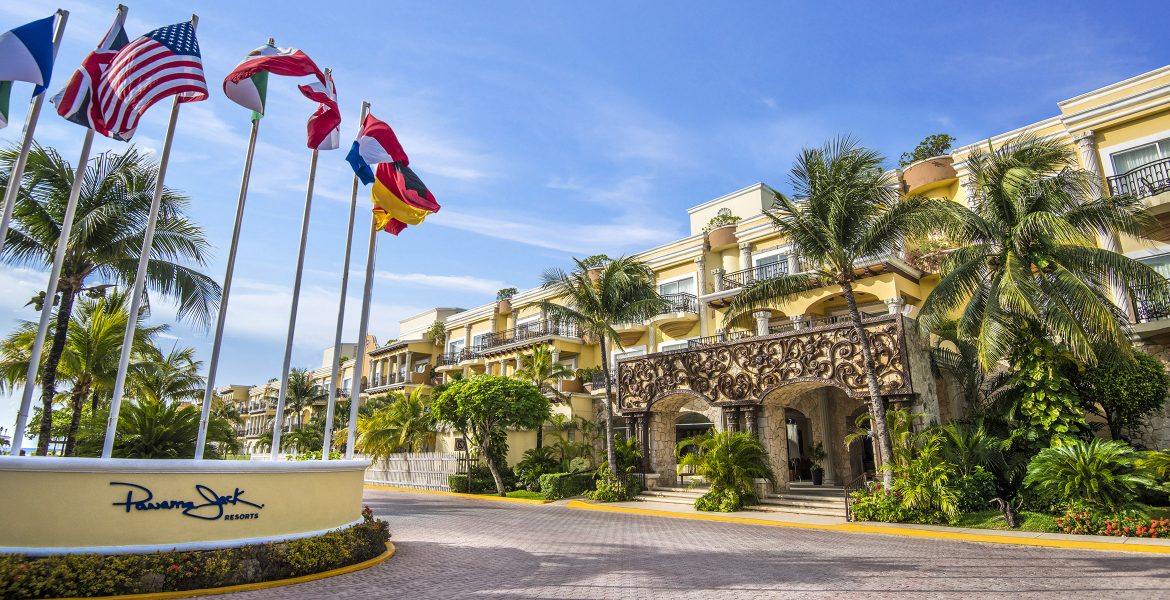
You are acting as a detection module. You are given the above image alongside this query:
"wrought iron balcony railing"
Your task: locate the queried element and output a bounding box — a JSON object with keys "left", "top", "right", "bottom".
{"left": 590, "top": 369, "right": 616, "bottom": 389}
{"left": 721, "top": 261, "right": 790, "bottom": 290}
{"left": 480, "top": 320, "right": 579, "bottom": 350}
{"left": 688, "top": 330, "right": 754, "bottom": 349}
{"left": 1107, "top": 157, "right": 1170, "bottom": 200}
{"left": 1133, "top": 283, "right": 1170, "bottom": 323}
{"left": 659, "top": 292, "right": 698, "bottom": 314}
{"left": 439, "top": 347, "right": 482, "bottom": 365}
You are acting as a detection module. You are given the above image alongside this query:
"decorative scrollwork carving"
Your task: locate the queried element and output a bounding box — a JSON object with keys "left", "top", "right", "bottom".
{"left": 616, "top": 315, "right": 913, "bottom": 412}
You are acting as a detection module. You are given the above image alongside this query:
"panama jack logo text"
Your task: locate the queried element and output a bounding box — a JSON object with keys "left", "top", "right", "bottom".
{"left": 110, "top": 481, "right": 265, "bottom": 521}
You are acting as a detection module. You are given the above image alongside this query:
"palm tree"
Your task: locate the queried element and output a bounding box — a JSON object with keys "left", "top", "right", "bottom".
{"left": 80, "top": 398, "right": 236, "bottom": 459}
{"left": 540, "top": 256, "right": 668, "bottom": 473}
{"left": 128, "top": 345, "right": 204, "bottom": 405}
{"left": 727, "top": 137, "right": 949, "bottom": 486}
{"left": 676, "top": 430, "right": 776, "bottom": 509}
{"left": 917, "top": 135, "right": 1167, "bottom": 369}
{"left": 356, "top": 388, "right": 437, "bottom": 458}
{"left": 281, "top": 417, "right": 325, "bottom": 454}
{"left": 0, "top": 290, "right": 164, "bottom": 455}
{"left": 514, "top": 344, "right": 574, "bottom": 448}
{"left": 283, "top": 368, "right": 327, "bottom": 430}
{"left": 0, "top": 145, "right": 221, "bottom": 455}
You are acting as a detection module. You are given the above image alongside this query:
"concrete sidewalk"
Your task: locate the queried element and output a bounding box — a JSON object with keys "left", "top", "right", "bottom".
{"left": 567, "top": 497, "right": 1170, "bottom": 554}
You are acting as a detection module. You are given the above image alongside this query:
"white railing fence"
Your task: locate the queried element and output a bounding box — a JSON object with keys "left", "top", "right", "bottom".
{"left": 363, "top": 452, "right": 461, "bottom": 491}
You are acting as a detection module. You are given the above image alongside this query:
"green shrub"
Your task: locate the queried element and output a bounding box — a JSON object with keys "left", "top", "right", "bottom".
{"left": 567, "top": 456, "right": 592, "bottom": 473}
{"left": 0, "top": 512, "right": 389, "bottom": 599}
{"left": 953, "top": 466, "right": 998, "bottom": 513}
{"left": 694, "top": 488, "right": 745, "bottom": 512}
{"left": 1024, "top": 439, "right": 1155, "bottom": 510}
{"left": 849, "top": 483, "right": 908, "bottom": 522}
{"left": 515, "top": 447, "right": 561, "bottom": 492}
{"left": 588, "top": 464, "right": 641, "bottom": 502}
{"left": 676, "top": 430, "right": 774, "bottom": 510}
{"left": 448, "top": 474, "right": 472, "bottom": 493}
{"left": 539, "top": 472, "right": 594, "bottom": 501}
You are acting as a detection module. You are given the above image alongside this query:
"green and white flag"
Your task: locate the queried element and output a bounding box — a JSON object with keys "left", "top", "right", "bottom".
{"left": 222, "top": 43, "right": 325, "bottom": 120}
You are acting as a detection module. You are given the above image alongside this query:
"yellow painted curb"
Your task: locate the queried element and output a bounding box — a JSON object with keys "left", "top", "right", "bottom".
{"left": 365, "top": 484, "right": 550, "bottom": 504}
{"left": 48, "top": 542, "right": 396, "bottom": 600}
{"left": 564, "top": 500, "right": 1170, "bottom": 555}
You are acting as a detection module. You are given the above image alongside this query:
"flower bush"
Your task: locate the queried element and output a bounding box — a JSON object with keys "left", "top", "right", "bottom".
{"left": 849, "top": 482, "right": 909, "bottom": 523}
{"left": 1102, "top": 516, "right": 1170, "bottom": 538}
{"left": 0, "top": 511, "right": 390, "bottom": 599}
{"left": 1053, "top": 502, "right": 1106, "bottom": 535}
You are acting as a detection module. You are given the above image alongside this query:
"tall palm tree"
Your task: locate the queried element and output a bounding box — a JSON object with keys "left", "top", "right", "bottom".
{"left": 356, "top": 388, "right": 437, "bottom": 458}
{"left": 0, "top": 290, "right": 164, "bottom": 455}
{"left": 727, "top": 137, "right": 949, "bottom": 486}
{"left": 515, "top": 344, "right": 574, "bottom": 448}
{"left": 128, "top": 345, "right": 204, "bottom": 405}
{"left": 540, "top": 256, "right": 668, "bottom": 472}
{"left": 0, "top": 145, "right": 221, "bottom": 455}
{"left": 78, "top": 398, "right": 236, "bottom": 459}
{"left": 918, "top": 135, "right": 1167, "bottom": 369}
{"left": 283, "top": 368, "right": 327, "bottom": 430}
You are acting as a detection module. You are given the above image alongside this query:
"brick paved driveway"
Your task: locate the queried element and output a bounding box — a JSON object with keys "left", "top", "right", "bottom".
{"left": 221, "top": 488, "right": 1170, "bottom": 599}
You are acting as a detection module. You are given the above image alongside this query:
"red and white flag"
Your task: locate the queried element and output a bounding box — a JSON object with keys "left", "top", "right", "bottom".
{"left": 299, "top": 71, "right": 340, "bottom": 150}
{"left": 51, "top": 11, "right": 129, "bottom": 131}
{"left": 94, "top": 20, "right": 207, "bottom": 141}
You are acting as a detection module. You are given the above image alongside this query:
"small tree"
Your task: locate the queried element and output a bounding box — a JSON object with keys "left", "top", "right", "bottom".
{"left": 898, "top": 133, "right": 956, "bottom": 167}
{"left": 1072, "top": 348, "right": 1170, "bottom": 442}
{"left": 431, "top": 375, "right": 550, "bottom": 496}
{"left": 496, "top": 287, "right": 518, "bottom": 301}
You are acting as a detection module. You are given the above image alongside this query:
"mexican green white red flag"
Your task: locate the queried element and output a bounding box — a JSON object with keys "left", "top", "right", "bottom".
{"left": 222, "top": 43, "right": 325, "bottom": 119}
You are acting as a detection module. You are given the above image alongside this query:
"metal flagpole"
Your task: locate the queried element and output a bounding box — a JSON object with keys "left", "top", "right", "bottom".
{"left": 345, "top": 214, "right": 379, "bottom": 459}
{"left": 8, "top": 129, "right": 94, "bottom": 456}
{"left": 0, "top": 9, "right": 70, "bottom": 254}
{"left": 101, "top": 15, "right": 198, "bottom": 459}
{"left": 271, "top": 147, "right": 319, "bottom": 460}
{"left": 322, "top": 100, "right": 370, "bottom": 459}
{"left": 193, "top": 114, "right": 262, "bottom": 459}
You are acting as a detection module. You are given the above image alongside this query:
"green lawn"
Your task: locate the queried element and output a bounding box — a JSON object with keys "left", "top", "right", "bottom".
{"left": 953, "top": 510, "right": 1059, "bottom": 533}
{"left": 475, "top": 490, "right": 546, "bottom": 501}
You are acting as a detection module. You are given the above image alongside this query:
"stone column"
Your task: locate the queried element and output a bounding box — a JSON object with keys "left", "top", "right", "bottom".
{"left": 738, "top": 242, "right": 753, "bottom": 273}
{"left": 753, "top": 310, "right": 771, "bottom": 336}
{"left": 884, "top": 297, "right": 906, "bottom": 315}
{"left": 741, "top": 405, "right": 758, "bottom": 437}
{"left": 959, "top": 174, "right": 977, "bottom": 207}
{"left": 787, "top": 252, "right": 800, "bottom": 275}
{"left": 1074, "top": 130, "right": 1133, "bottom": 321}
{"left": 817, "top": 392, "right": 837, "bottom": 485}
{"left": 497, "top": 359, "right": 507, "bottom": 377}
{"left": 724, "top": 407, "right": 740, "bottom": 432}
{"left": 712, "top": 267, "right": 725, "bottom": 292}
{"left": 790, "top": 314, "right": 805, "bottom": 331}
{"left": 695, "top": 256, "right": 709, "bottom": 337}
{"left": 633, "top": 413, "right": 649, "bottom": 472}
{"left": 404, "top": 351, "right": 413, "bottom": 377}
{"left": 514, "top": 357, "right": 523, "bottom": 375}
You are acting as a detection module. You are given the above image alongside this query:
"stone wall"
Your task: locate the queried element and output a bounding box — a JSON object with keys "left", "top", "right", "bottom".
{"left": 903, "top": 323, "right": 943, "bottom": 429}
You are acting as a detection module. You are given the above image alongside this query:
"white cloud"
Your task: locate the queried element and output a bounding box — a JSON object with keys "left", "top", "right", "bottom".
{"left": 376, "top": 272, "right": 504, "bottom": 295}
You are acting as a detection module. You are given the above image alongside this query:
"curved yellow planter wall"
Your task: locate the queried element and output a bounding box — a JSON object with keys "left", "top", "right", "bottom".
{"left": 0, "top": 457, "right": 369, "bottom": 555}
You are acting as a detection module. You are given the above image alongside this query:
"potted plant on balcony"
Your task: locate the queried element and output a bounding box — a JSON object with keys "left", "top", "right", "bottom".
{"left": 581, "top": 254, "right": 611, "bottom": 283}
{"left": 809, "top": 442, "right": 827, "bottom": 486}
{"left": 424, "top": 320, "right": 446, "bottom": 347}
{"left": 899, "top": 133, "right": 957, "bottom": 194}
{"left": 576, "top": 366, "right": 602, "bottom": 392}
{"left": 704, "top": 212, "right": 741, "bottom": 249}
{"left": 496, "top": 287, "right": 517, "bottom": 314}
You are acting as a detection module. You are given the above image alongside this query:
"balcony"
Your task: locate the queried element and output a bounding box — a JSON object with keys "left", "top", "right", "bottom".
{"left": 649, "top": 292, "right": 700, "bottom": 337}
{"left": 437, "top": 347, "right": 481, "bottom": 368}
{"left": 479, "top": 320, "right": 580, "bottom": 355}
{"left": 721, "top": 261, "right": 790, "bottom": 290}
{"left": 688, "top": 329, "right": 754, "bottom": 349}
{"left": 1107, "top": 157, "right": 1170, "bottom": 200}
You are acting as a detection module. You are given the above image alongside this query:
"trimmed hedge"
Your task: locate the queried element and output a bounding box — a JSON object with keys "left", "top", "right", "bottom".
{"left": 448, "top": 465, "right": 516, "bottom": 494}
{"left": 0, "top": 508, "right": 390, "bottom": 599}
{"left": 539, "top": 472, "right": 595, "bottom": 501}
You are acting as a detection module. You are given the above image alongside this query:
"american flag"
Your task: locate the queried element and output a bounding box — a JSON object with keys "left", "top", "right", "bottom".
{"left": 95, "top": 21, "right": 207, "bottom": 141}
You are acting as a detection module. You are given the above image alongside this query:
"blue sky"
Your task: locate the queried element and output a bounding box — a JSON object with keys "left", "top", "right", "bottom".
{"left": 2, "top": 1, "right": 1167, "bottom": 432}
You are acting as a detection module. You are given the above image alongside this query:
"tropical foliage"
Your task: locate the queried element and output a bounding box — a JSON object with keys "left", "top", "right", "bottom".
{"left": 356, "top": 388, "right": 437, "bottom": 458}
{"left": 1072, "top": 348, "right": 1170, "bottom": 441}
{"left": 677, "top": 430, "right": 775, "bottom": 512}
{"left": 540, "top": 256, "right": 667, "bottom": 473}
{"left": 514, "top": 344, "right": 573, "bottom": 448}
{"left": 0, "top": 145, "right": 220, "bottom": 455}
{"left": 1023, "top": 439, "right": 1155, "bottom": 510}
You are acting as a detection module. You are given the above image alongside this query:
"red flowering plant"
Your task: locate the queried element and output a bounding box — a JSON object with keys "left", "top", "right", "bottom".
{"left": 1053, "top": 502, "right": 1105, "bottom": 535}
{"left": 1102, "top": 517, "right": 1170, "bottom": 538}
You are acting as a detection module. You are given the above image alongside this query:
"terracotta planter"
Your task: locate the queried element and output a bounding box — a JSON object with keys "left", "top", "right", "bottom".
{"left": 497, "top": 298, "right": 512, "bottom": 314}
{"left": 587, "top": 267, "right": 603, "bottom": 283}
{"left": 706, "top": 224, "right": 737, "bottom": 249}
{"left": 902, "top": 155, "right": 957, "bottom": 194}
{"left": 558, "top": 379, "right": 584, "bottom": 394}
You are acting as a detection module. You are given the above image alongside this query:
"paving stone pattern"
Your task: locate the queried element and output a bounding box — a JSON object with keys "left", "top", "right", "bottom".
{"left": 220, "top": 489, "right": 1170, "bottom": 599}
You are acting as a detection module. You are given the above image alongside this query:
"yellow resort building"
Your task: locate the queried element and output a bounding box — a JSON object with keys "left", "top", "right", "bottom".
{"left": 229, "top": 64, "right": 1170, "bottom": 497}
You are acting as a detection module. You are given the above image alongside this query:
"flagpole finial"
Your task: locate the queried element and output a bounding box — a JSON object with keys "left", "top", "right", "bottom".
{"left": 56, "top": 8, "right": 69, "bottom": 16}
{"left": 190, "top": 13, "right": 199, "bottom": 29}
{"left": 116, "top": 4, "right": 127, "bottom": 15}
{"left": 267, "top": 37, "right": 275, "bottom": 46}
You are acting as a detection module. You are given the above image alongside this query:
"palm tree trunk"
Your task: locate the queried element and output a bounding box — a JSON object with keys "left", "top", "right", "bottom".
{"left": 598, "top": 336, "right": 618, "bottom": 473}
{"left": 36, "top": 288, "right": 76, "bottom": 456}
{"left": 838, "top": 281, "right": 894, "bottom": 487}
{"left": 64, "top": 378, "right": 90, "bottom": 456}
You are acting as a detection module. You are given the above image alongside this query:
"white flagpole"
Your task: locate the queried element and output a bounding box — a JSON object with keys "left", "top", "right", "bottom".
{"left": 8, "top": 129, "right": 94, "bottom": 456}
{"left": 101, "top": 15, "right": 198, "bottom": 459}
{"left": 0, "top": 9, "right": 70, "bottom": 254}
{"left": 322, "top": 100, "right": 370, "bottom": 459}
{"left": 193, "top": 113, "right": 261, "bottom": 459}
{"left": 271, "top": 147, "right": 319, "bottom": 460}
{"left": 345, "top": 214, "right": 378, "bottom": 459}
